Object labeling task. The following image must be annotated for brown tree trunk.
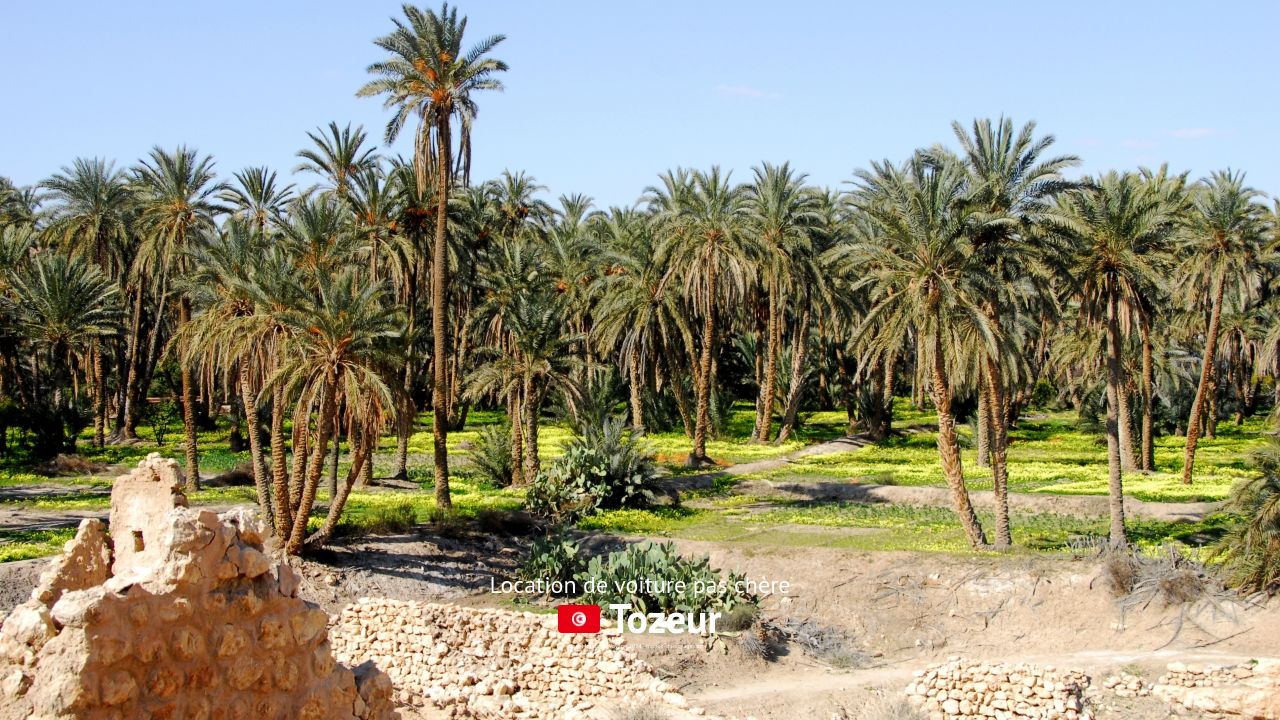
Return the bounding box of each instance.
[1117,381,1138,471]
[628,353,645,432]
[877,349,897,439]
[92,342,106,449]
[306,415,374,550]
[688,250,716,466]
[239,356,271,521]
[775,305,812,445]
[753,288,781,443]
[523,374,541,481]
[1182,276,1226,484]
[286,376,338,555]
[1206,372,1219,439]
[431,118,453,511]
[1140,323,1155,472]
[178,297,200,491]
[983,359,1012,549]
[116,286,145,440]
[509,387,524,485]
[928,331,987,549]
[664,344,694,438]
[270,381,291,537]
[1104,299,1128,546]
[975,388,991,468]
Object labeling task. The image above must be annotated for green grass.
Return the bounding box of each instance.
[770,410,1266,503]
[0,528,75,562]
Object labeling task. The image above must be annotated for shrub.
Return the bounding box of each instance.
[524,416,661,524]
[1211,439,1280,594]
[520,531,584,592]
[576,540,756,615]
[470,424,515,487]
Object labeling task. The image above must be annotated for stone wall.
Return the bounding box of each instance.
[330,598,701,719]
[905,658,1091,719]
[0,454,395,720]
[1152,659,1280,717]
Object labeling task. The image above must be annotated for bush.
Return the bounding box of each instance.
[520,531,584,592]
[525,416,661,524]
[1212,439,1280,594]
[576,540,756,615]
[470,424,515,487]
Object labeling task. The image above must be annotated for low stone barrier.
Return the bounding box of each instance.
[905,659,1090,719]
[1153,659,1280,717]
[330,598,696,719]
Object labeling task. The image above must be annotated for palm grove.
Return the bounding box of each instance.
[2,4,1279,561]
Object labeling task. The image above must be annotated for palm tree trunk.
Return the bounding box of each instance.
[775,305,812,445]
[238,355,270,521]
[664,345,694,438]
[1140,322,1155,472]
[754,289,782,443]
[975,389,991,468]
[177,298,199,491]
[1104,299,1128,546]
[1206,372,1219,439]
[270,382,292,537]
[286,377,338,555]
[628,353,645,432]
[928,331,987,549]
[523,374,540,481]
[878,349,897,439]
[115,286,146,441]
[1117,380,1138,471]
[983,359,1012,549]
[92,341,106,449]
[306,416,374,550]
[431,117,453,511]
[1182,276,1226,484]
[689,251,717,466]
[509,387,524,485]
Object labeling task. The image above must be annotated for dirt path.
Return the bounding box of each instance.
[673,434,1223,522]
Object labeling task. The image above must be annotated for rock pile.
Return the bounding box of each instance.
[330,598,697,719]
[1100,672,1150,698]
[1152,659,1280,717]
[905,658,1091,719]
[0,454,395,720]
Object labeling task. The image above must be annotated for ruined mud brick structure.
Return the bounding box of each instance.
[0,454,395,720]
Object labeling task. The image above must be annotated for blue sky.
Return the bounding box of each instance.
[3,1,1277,209]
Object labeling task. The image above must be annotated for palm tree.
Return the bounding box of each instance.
[744,162,821,443]
[219,166,295,236]
[835,153,993,549]
[177,219,274,519]
[295,122,378,199]
[467,291,581,480]
[270,270,399,554]
[650,167,754,466]
[1060,172,1177,545]
[945,117,1079,547]
[360,3,508,509]
[8,252,122,452]
[40,158,134,448]
[131,146,224,490]
[1178,171,1270,484]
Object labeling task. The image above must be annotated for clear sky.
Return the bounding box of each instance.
[3,1,1277,209]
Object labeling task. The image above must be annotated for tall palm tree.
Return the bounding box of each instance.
[744,162,821,443]
[836,153,993,549]
[650,167,754,466]
[945,117,1079,547]
[360,3,508,509]
[132,146,224,490]
[40,158,134,448]
[1178,171,1270,484]
[295,122,378,200]
[1060,172,1176,545]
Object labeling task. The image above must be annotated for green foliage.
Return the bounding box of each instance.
[0,528,75,562]
[1212,438,1280,593]
[520,531,583,591]
[576,540,756,615]
[469,424,515,487]
[525,416,661,524]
